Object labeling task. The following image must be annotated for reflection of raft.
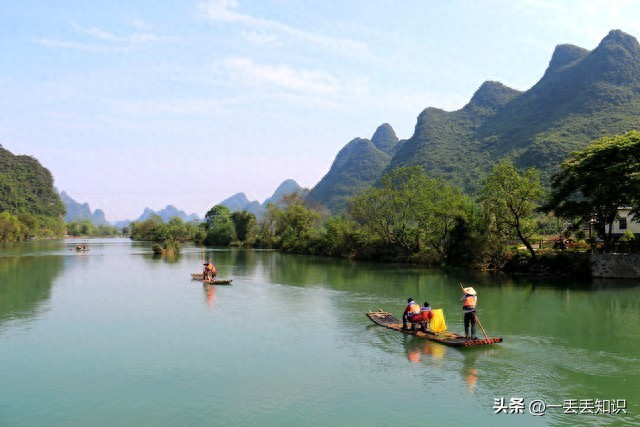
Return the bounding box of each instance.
[366,310,502,347]
[190,273,232,285]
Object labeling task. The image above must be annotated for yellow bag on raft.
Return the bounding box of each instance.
[429,308,447,333]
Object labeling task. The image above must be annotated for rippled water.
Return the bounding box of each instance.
[0,239,638,426]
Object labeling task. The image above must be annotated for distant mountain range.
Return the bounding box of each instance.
[308,29,640,212]
[57,179,305,228]
[219,179,309,217]
[59,190,108,225]
[134,206,200,223]
[109,206,201,229]
[7,29,640,224]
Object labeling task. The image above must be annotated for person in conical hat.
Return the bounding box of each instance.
[203,260,217,281]
[461,287,478,339]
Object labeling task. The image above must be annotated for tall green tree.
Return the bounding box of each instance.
[203,205,236,245]
[230,210,257,243]
[543,130,640,250]
[480,160,544,261]
[415,179,473,259]
[267,194,321,252]
[349,167,424,257]
[0,212,22,242]
[349,166,472,262]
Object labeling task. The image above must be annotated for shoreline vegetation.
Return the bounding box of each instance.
[4,132,640,281]
[124,132,640,279]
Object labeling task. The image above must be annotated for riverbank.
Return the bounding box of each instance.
[500,251,640,280]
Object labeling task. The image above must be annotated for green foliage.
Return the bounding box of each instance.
[349,167,424,258]
[388,82,523,195]
[307,137,393,213]
[153,238,181,256]
[619,230,635,242]
[503,251,591,278]
[544,130,640,250]
[0,145,66,240]
[0,212,22,242]
[314,216,372,258]
[0,146,65,218]
[332,31,640,210]
[66,219,120,237]
[480,160,545,260]
[445,204,499,269]
[203,205,236,246]
[130,214,200,245]
[264,194,322,252]
[230,210,257,245]
[349,167,477,263]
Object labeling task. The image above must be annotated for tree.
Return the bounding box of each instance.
[318,215,370,258]
[480,160,544,261]
[349,167,424,257]
[543,131,640,250]
[0,212,22,242]
[167,217,191,242]
[349,166,474,263]
[415,178,473,259]
[203,205,236,245]
[267,195,321,252]
[230,210,257,243]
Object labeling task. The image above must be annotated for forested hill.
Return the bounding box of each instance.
[0,145,64,218]
[306,123,400,212]
[312,29,640,212]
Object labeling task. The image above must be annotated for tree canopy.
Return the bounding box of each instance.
[543,130,640,249]
[480,160,544,260]
[350,166,473,262]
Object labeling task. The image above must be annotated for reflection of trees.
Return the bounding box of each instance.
[0,255,63,326]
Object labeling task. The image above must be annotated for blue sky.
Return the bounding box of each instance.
[2,0,640,221]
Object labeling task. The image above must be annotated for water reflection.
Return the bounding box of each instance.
[403,335,447,363]
[151,253,181,263]
[0,255,63,326]
[203,283,216,307]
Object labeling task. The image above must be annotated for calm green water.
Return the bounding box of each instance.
[0,239,638,426]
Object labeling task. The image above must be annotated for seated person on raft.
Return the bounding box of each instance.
[402,298,421,330]
[203,260,217,281]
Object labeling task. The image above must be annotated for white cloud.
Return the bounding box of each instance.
[222,57,341,94]
[38,23,176,52]
[107,98,232,116]
[198,0,367,54]
[75,24,175,44]
[37,38,130,53]
[241,31,279,45]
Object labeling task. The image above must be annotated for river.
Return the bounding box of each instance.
[0,238,637,426]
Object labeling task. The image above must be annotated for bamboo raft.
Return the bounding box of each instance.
[366,310,502,348]
[191,273,233,285]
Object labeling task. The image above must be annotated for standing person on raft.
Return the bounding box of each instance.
[461,287,478,339]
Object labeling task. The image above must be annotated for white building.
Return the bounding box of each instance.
[612,207,640,235]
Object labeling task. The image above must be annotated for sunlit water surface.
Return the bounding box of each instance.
[1,239,638,426]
